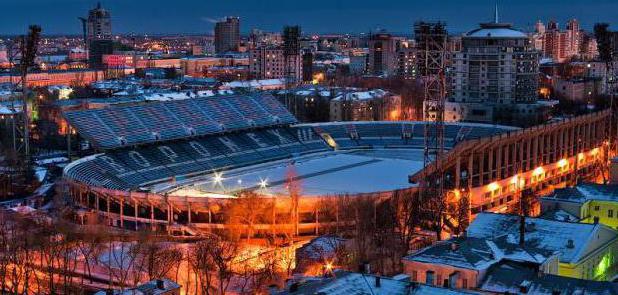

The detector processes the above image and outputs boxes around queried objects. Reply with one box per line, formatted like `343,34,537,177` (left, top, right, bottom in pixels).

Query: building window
412,271,418,282
609,210,614,218
462,279,468,289
595,205,600,211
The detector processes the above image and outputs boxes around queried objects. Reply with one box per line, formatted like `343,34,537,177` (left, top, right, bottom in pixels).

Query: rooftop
403,235,556,271
467,212,618,264
276,271,482,295
544,183,618,204
481,261,618,295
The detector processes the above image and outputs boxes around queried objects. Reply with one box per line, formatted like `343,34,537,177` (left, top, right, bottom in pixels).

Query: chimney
566,239,575,249
519,215,525,247
375,276,381,288
156,279,165,290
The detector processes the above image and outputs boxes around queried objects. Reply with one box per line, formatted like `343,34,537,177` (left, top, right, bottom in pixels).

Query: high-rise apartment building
86,2,112,41
367,33,397,76
249,46,301,80
447,10,545,125
535,19,587,62
214,17,240,54
85,2,113,69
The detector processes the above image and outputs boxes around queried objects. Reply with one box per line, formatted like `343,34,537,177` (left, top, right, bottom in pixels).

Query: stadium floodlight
212,172,224,188
259,178,268,189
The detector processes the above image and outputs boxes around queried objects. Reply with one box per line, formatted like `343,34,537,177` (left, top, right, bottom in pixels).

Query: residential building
448,10,545,125
249,46,302,81
85,3,113,69
276,270,483,295
329,89,401,121
86,2,112,41
534,19,592,62
480,260,618,294
541,183,618,229
94,279,180,295
349,50,368,75
396,47,417,80
467,212,618,281
367,33,397,76
403,235,559,289
214,17,240,53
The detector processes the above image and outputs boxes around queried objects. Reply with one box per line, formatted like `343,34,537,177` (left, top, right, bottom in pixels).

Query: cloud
200,17,220,24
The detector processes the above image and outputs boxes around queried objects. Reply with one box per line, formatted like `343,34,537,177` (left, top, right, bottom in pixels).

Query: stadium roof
63,93,296,150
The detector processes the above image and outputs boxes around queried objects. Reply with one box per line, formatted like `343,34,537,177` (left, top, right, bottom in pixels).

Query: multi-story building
329,89,401,121
448,13,544,125
85,3,113,68
395,46,416,80
249,46,301,81
467,212,618,281
348,50,368,75
214,17,240,54
541,183,618,229
86,2,112,41
535,19,591,62
367,33,396,77
403,235,559,289
0,69,104,87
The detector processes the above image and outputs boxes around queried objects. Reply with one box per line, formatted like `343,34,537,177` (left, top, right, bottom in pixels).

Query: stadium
63,93,610,235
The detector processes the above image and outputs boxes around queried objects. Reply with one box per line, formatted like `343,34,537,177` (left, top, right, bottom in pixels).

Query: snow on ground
191,149,423,197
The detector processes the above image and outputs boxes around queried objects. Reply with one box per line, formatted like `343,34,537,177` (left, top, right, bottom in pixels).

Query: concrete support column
120,198,124,229
479,149,485,186
134,199,138,231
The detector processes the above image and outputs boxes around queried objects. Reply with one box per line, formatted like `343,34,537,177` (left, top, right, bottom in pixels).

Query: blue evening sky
1,0,616,35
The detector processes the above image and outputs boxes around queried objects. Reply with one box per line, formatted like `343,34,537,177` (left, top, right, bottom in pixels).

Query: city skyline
2,0,618,35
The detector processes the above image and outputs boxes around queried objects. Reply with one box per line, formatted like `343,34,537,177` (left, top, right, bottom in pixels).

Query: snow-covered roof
0,105,20,115
467,213,618,264
545,183,618,204
297,236,346,260
539,209,580,223
142,90,234,101
95,279,180,295
332,89,391,101
466,23,527,38
481,261,618,294
403,235,555,271
223,78,285,89
277,271,482,295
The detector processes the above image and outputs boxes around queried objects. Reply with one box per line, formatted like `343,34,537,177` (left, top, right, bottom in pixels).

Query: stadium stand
64,93,297,149
64,91,518,192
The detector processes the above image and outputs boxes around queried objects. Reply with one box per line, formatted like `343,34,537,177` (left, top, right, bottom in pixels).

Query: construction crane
414,21,449,239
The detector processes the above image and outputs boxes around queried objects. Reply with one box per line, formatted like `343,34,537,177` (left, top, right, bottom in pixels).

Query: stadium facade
63,93,611,236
